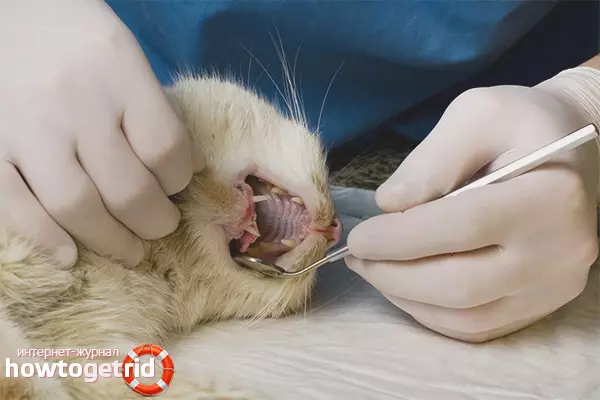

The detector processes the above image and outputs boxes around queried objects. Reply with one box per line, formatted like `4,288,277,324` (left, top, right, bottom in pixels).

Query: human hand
345,66,600,343
0,0,204,267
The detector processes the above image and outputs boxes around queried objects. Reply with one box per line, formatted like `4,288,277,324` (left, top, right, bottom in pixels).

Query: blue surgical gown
106,1,599,147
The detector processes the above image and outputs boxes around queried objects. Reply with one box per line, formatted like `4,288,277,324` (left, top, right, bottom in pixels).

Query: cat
0,73,342,399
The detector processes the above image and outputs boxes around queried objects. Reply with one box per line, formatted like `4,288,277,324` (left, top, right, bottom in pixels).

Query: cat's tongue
237,225,259,253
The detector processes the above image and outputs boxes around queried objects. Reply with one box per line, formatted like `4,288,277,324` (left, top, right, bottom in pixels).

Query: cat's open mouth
227,175,341,265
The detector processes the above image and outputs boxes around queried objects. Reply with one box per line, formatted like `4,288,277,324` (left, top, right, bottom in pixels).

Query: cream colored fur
0,75,337,399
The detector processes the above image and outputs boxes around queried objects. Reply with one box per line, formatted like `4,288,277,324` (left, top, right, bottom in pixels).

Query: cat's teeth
291,196,304,205
245,224,260,237
281,239,297,248
253,195,269,203
270,186,287,196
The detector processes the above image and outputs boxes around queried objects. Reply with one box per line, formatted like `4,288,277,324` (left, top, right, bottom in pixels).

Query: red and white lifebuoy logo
121,344,175,397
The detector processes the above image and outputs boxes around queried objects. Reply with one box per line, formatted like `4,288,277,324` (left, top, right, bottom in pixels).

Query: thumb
376,96,503,212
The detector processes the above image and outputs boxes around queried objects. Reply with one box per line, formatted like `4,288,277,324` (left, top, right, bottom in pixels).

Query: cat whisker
317,61,345,135
303,283,308,320
311,276,361,313
292,39,306,125
245,284,287,327
239,42,294,119
269,28,307,128
247,49,253,88
330,152,375,187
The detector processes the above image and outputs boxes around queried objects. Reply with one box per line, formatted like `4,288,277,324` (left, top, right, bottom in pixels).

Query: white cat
0,74,342,399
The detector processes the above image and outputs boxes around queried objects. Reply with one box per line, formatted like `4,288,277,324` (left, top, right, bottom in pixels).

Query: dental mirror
234,245,351,278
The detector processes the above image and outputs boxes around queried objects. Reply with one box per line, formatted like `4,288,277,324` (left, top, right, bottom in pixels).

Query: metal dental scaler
234,124,599,278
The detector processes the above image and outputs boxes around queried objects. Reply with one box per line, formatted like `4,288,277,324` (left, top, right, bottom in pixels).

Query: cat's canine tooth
281,239,297,248
253,195,269,203
291,196,304,205
270,186,287,195
245,224,260,237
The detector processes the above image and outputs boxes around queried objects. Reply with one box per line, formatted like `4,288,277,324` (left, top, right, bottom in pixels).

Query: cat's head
165,75,341,318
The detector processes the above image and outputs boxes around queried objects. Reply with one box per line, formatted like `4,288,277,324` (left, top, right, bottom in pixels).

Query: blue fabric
106,1,598,148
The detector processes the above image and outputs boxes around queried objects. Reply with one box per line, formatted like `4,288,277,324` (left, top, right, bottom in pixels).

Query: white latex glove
0,0,204,267
346,65,600,343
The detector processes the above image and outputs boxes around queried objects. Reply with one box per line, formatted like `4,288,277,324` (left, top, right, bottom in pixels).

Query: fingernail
54,244,78,268
165,205,182,235
378,181,403,196
344,255,365,274
139,204,181,241
346,227,370,260
375,183,406,211
122,239,145,267
192,147,206,172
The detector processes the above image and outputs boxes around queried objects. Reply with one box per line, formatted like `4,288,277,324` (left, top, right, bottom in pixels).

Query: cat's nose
307,215,342,246
327,215,343,246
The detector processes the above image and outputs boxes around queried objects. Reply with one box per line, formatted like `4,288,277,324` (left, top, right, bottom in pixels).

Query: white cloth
170,187,600,400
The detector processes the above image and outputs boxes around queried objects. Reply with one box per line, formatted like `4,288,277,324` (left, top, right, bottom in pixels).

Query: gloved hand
0,0,204,267
346,64,600,343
